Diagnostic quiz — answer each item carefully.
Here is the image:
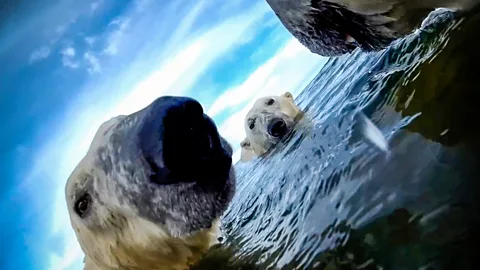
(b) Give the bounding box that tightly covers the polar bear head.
[242,92,302,158]
[65,96,235,270]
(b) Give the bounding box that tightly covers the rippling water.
[194,8,480,270]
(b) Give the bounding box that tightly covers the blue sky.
[0,0,327,269]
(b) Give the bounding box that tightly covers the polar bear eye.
[248,119,255,130]
[74,194,91,217]
[266,98,275,106]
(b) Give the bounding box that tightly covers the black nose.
[268,118,287,138]
[162,98,213,164]
[138,96,231,185]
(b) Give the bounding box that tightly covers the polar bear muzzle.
[137,96,232,187]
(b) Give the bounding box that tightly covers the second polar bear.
[239,92,390,162]
[240,92,303,161]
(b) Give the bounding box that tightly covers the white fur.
[65,114,226,270]
[240,92,302,161]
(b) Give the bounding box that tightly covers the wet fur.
[240,92,303,161]
[266,0,479,56]
[65,97,235,270]
[240,141,257,162]
[79,218,221,270]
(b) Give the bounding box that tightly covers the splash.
[356,112,390,155]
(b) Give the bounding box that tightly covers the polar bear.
[239,92,390,162]
[266,0,479,56]
[239,139,257,162]
[240,92,303,161]
[65,96,236,270]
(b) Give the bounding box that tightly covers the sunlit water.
[194,8,480,270]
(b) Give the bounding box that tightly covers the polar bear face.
[65,96,235,270]
[243,92,302,157]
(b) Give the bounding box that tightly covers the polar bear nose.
[163,97,205,125]
[268,118,287,138]
[139,96,229,185]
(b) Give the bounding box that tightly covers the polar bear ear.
[282,92,293,100]
[240,138,251,149]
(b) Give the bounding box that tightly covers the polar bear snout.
[268,118,288,138]
[138,96,232,186]
[64,95,236,269]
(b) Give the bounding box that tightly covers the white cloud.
[90,0,102,12]
[48,237,84,270]
[111,41,204,115]
[29,46,51,63]
[62,47,76,57]
[84,51,101,74]
[134,0,153,12]
[110,1,271,115]
[84,36,96,47]
[60,47,80,69]
[29,19,77,64]
[157,0,208,54]
[62,58,80,69]
[16,2,97,65]
[207,40,299,117]
[103,18,131,56]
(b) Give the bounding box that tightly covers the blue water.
[194,9,480,270]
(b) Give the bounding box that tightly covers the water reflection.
[195,8,480,270]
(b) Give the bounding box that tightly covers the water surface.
[195,8,480,270]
